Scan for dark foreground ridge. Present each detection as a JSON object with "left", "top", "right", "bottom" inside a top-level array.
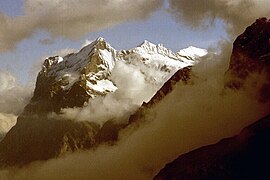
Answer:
[
  {"left": 155, "top": 17, "right": 270, "bottom": 180},
  {"left": 154, "top": 114, "right": 270, "bottom": 180}
]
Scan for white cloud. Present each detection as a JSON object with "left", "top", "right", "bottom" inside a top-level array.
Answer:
[
  {"left": 0, "top": 0, "right": 163, "bottom": 52},
  {"left": 59, "top": 60, "right": 163, "bottom": 125},
  {"left": 0, "top": 71, "right": 33, "bottom": 140},
  {"left": 0, "top": 71, "right": 32, "bottom": 115},
  {"left": 0, "top": 113, "right": 17, "bottom": 140}
]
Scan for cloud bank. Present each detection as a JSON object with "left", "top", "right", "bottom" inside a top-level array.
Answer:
[
  {"left": 168, "top": 0, "right": 270, "bottom": 36},
  {"left": 0, "top": 71, "right": 33, "bottom": 139},
  {"left": 2, "top": 42, "right": 270, "bottom": 180},
  {"left": 0, "top": 71, "right": 32, "bottom": 115},
  {"left": 0, "top": 113, "right": 17, "bottom": 141},
  {"left": 0, "top": 0, "right": 163, "bottom": 52},
  {"left": 59, "top": 59, "right": 169, "bottom": 125}
]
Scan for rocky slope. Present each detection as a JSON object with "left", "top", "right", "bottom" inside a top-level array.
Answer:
[
  {"left": 0, "top": 38, "right": 206, "bottom": 167},
  {"left": 226, "top": 17, "right": 270, "bottom": 101},
  {"left": 155, "top": 18, "right": 270, "bottom": 180},
  {"left": 154, "top": 114, "right": 270, "bottom": 180}
]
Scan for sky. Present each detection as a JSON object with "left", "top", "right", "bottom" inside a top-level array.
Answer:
[{"left": 0, "top": 0, "right": 227, "bottom": 84}]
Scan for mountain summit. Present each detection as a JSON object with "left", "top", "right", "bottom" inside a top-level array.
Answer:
[{"left": 33, "top": 37, "right": 207, "bottom": 112}]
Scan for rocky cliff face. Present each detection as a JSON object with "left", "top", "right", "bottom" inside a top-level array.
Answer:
[
  {"left": 0, "top": 38, "right": 206, "bottom": 167},
  {"left": 155, "top": 18, "right": 270, "bottom": 180},
  {"left": 226, "top": 17, "right": 270, "bottom": 101},
  {"left": 26, "top": 37, "right": 118, "bottom": 114}
]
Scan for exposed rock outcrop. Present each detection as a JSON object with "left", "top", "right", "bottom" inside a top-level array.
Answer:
[{"left": 226, "top": 17, "right": 270, "bottom": 101}]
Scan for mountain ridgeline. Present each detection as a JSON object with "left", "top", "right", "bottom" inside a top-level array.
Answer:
[
  {"left": 155, "top": 17, "right": 270, "bottom": 180},
  {"left": 0, "top": 38, "right": 206, "bottom": 167}
]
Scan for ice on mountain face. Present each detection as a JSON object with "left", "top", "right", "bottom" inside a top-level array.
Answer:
[
  {"left": 177, "top": 46, "right": 208, "bottom": 60},
  {"left": 40, "top": 37, "right": 118, "bottom": 97},
  {"left": 86, "top": 79, "right": 117, "bottom": 94},
  {"left": 99, "top": 49, "right": 115, "bottom": 72},
  {"left": 133, "top": 40, "right": 179, "bottom": 60},
  {"left": 131, "top": 40, "right": 206, "bottom": 65},
  {"left": 118, "top": 40, "right": 206, "bottom": 87},
  {"left": 39, "top": 37, "right": 207, "bottom": 100}
]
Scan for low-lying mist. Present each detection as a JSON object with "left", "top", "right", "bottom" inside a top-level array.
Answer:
[
  {"left": 57, "top": 60, "right": 173, "bottom": 125},
  {"left": 0, "top": 71, "right": 33, "bottom": 138},
  {"left": 1, "top": 40, "right": 270, "bottom": 179}
]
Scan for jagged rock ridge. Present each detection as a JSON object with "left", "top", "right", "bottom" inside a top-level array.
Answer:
[
  {"left": 226, "top": 17, "right": 270, "bottom": 101},
  {"left": 29, "top": 37, "right": 206, "bottom": 113}
]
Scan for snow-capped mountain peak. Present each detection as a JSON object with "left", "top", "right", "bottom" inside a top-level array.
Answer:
[
  {"left": 86, "top": 37, "right": 115, "bottom": 52},
  {"left": 177, "top": 46, "right": 208, "bottom": 60},
  {"left": 40, "top": 37, "right": 118, "bottom": 100},
  {"left": 134, "top": 40, "right": 178, "bottom": 60},
  {"left": 138, "top": 40, "right": 157, "bottom": 50},
  {"left": 0, "top": 37, "right": 208, "bottom": 168},
  {"left": 37, "top": 37, "right": 207, "bottom": 108}
]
